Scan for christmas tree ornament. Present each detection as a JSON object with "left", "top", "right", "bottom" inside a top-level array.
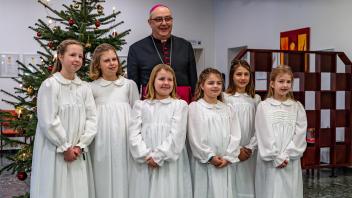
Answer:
[
  {"left": 95, "top": 20, "right": 101, "bottom": 28},
  {"left": 47, "top": 41, "right": 54, "bottom": 49},
  {"left": 53, "top": 26, "right": 61, "bottom": 32},
  {"left": 97, "top": 4, "right": 104, "bottom": 14},
  {"left": 112, "top": 31, "right": 118, "bottom": 38},
  {"left": 48, "top": 65, "right": 53, "bottom": 72},
  {"left": 85, "top": 42, "right": 92, "bottom": 48},
  {"left": 36, "top": 32, "right": 42, "bottom": 38},
  {"left": 68, "top": 18, "right": 75, "bottom": 26},
  {"left": 27, "top": 86, "right": 34, "bottom": 96},
  {"left": 18, "top": 152, "right": 27, "bottom": 161},
  {"left": 74, "top": 2, "right": 80, "bottom": 9},
  {"left": 17, "top": 171, "right": 28, "bottom": 181}
]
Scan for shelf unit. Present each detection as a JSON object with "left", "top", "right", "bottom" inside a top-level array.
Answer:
[{"left": 235, "top": 49, "right": 352, "bottom": 169}]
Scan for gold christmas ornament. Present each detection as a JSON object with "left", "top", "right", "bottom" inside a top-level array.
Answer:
[
  {"left": 85, "top": 43, "right": 92, "bottom": 48},
  {"left": 27, "top": 86, "right": 34, "bottom": 96},
  {"left": 74, "top": 2, "right": 80, "bottom": 9},
  {"left": 97, "top": 4, "right": 104, "bottom": 14}
]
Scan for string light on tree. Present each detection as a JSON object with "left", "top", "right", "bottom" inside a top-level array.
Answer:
[{"left": 15, "top": 106, "right": 24, "bottom": 118}]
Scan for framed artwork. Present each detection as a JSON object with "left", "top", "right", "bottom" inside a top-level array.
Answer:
[
  {"left": 0, "top": 54, "right": 21, "bottom": 77},
  {"left": 23, "top": 54, "right": 42, "bottom": 73},
  {"left": 280, "top": 27, "right": 310, "bottom": 71}
]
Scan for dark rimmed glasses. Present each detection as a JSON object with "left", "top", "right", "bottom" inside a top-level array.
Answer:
[{"left": 150, "top": 16, "right": 173, "bottom": 23}]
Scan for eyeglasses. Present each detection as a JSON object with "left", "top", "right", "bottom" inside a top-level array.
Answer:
[{"left": 150, "top": 16, "right": 173, "bottom": 23}]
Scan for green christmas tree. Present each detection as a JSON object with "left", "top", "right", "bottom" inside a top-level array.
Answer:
[{"left": 0, "top": 0, "right": 130, "bottom": 196}]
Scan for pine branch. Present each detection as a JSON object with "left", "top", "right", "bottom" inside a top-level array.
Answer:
[
  {"left": 0, "top": 135, "right": 28, "bottom": 146},
  {"left": 98, "top": 11, "right": 121, "bottom": 23},
  {"left": 94, "top": 21, "right": 125, "bottom": 37},
  {"left": 1, "top": 90, "right": 23, "bottom": 102},
  {"left": 35, "top": 38, "right": 53, "bottom": 56},
  {"left": 38, "top": 0, "right": 67, "bottom": 19},
  {"left": 46, "top": 16, "right": 65, "bottom": 22},
  {"left": 0, "top": 163, "right": 15, "bottom": 175},
  {"left": 1, "top": 99, "right": 17, "bottom": 107},
  {"left": 10, "top": 77, "right": 23, "bottom": 85}
]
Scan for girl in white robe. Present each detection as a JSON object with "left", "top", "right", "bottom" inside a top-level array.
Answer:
[
  {"left": 224, "top": 59, "right": 260, "bottom": 198},
  {"left": 255, "top": 65, "right": 307, "bottom": 198},
  {"left": 128, "top": 64, "right": 192, "bottom": 198},
  {"left": 89, "top": 44, "right": 139, "bottom": 198},
  {"left": 30, "top": 39, "right": 97, "bottom": 198},
  {"left": 188, "top": 68, "right": 242, "bottom": 198}
]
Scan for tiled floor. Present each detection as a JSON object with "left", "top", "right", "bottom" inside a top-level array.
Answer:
[
  {"left": 1, "top": 152, "right": 352, "bottom": 198},
  {"left": 303, "top": 168, "right": 352, "bottom": 198},
  {"left": 0, "top": 152, "right": 29, "bottom": 198}
]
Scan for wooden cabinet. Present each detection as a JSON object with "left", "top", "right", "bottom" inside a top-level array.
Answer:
[{"left": 245, "top": 49, "right": 352, "bottom": 169}]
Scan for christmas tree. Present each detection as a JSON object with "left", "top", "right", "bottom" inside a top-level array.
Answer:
[{"left": 0, "top": 0, "right": 130, "bottom": 196}]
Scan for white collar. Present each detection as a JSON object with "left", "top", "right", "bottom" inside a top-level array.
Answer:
[
  {"left": 145, "top": 97, "right": 173, "bottom": 104},
  {"left": 53, "top": 72, "right": 82, "bottom": 85},
  {"left": 267, "top": 97, "right": 295, "bottom": 106},
  {"left": 96, "top": 76, "right": 125, "bottom": 87},
  {"left": 233, "top": 92, "right": 249, "bottom": 97},
  {"left": 199, "top": 99, "right": 225, "bottom": 109}
]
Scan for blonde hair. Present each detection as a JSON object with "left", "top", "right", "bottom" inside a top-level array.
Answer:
[
  {"left": 267, "top": 65, "right": 295, "bottom": 100},
  {"left": 145, "top": 64, "right": 177, "bottom": 99},
  {"left": 89, "top": 43, "right": 122, "bottom": 80},
  {"left": 52, "top": 39, "right": 83, "bottom": 73},
  {"left": 194, "top": 68, "right": 224, "bottom": 102},
  {"left": 226, "top": 59, "right": 255, "bottom": 97}
]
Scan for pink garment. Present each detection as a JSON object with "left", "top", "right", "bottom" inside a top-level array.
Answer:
[{"left": 149, "top": 4, "right": 169, "bottom": 14}]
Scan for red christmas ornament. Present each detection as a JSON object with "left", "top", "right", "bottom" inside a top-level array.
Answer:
[
  {"left": 47, "top": 41, "right": 53, "bottom": 49},
  {"left": 112, "top": 31, "right": 118, "bottom": 37},
  {"left": 36, "top": 32, "right": 41, "bottom": 38},
  {"left": 48, "top": 65, "right": 53, "bottom": 72},
  {"left": 68, "top": 18, "right": 75, "bottom": 26},
  {"left": 17, "top": 171, "right": 27, "bottom": 181},
  {"left": 95, "top": 20, "right": 101, "bottom": 28}
]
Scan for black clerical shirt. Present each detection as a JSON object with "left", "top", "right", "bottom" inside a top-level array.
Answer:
[{"left": 127, "top": 35, "right": 197, "bottom": 93}]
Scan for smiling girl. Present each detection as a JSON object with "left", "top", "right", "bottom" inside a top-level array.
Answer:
[
  {"left": 89, "top": 43, "right": 139, "bottom": 198},
  {"left": 188, "top": 68, "right": 242, "bottom": 198},
  {"left": 128, "top": 64, "right": 192, "bottom": 198},
  {"left": 30, "top": 39, "right": 97, "bottom": 198},
  {"left": 224, "top": 59, "right": 260, "bottom": 198},
  {"left": 255, "top": 65, "right": 307, "bottom": 198}
]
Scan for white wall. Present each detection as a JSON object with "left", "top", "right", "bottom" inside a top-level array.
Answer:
[
  {"left": 214, "top": 0, "right": 352, "bottom": 74},
  {"left": 3, "top": 0, "right": 352, "bottom": 109},
  {"left": 0, "top": 0, "right": 214, "bottom": 109}
]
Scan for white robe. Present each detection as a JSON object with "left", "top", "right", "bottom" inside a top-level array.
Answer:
[
  {"left": 188, "top": 99, "right": 241, "bottom": 198},
  {"left": 90, "top": 77, "right": 139, "bottom": 198},
  {"left": 255, "top": 98, "right": 307, "bottom": 198},
  {"left": 128, "top": 98, "right": 192, "bottom": 198},
  {"left": 224, "top": 93, "right": 261, "bottom": 198},
  {"left": 30, "top": 72, "right": 97, "bottom": 198}
]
